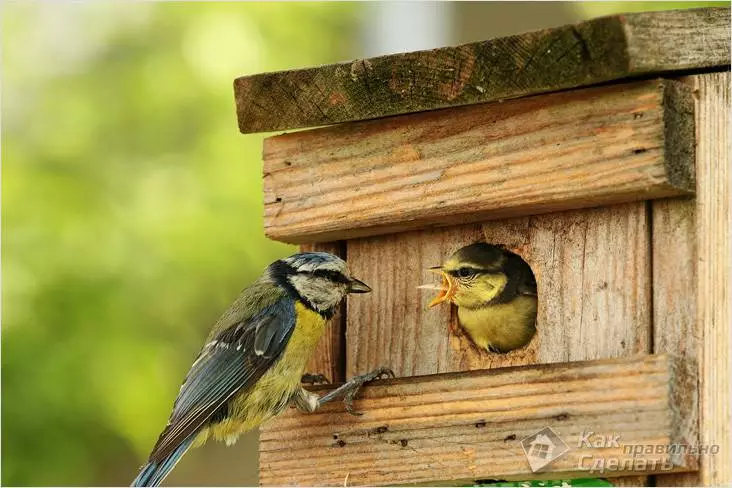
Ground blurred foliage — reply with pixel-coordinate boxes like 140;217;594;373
2;1;725;486
575;0;728;16
1;2;358;485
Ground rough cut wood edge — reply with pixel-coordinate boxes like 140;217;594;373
692;72;731;487
263;79;694;244
234;7;729;133
299;242;346;383
259;355;694;486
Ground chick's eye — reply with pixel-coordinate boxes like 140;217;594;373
457;268;475;278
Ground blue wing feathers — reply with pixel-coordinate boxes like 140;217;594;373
132;297;297;486
131;435;194;487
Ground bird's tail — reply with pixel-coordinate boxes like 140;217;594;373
131;436;194;487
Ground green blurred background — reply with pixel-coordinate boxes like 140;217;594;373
1;2;723;486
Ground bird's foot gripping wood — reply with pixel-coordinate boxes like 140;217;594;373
300;373;330;385
333;366;395;415
295;366;394;416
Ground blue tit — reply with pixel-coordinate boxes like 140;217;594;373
422;243;537;353
132;252;390;487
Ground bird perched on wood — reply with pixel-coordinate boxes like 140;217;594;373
132;252;390;487
422;243;537;353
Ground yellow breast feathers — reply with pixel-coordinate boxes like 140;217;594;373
200;302;328;445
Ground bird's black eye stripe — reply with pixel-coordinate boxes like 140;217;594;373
457;267;476;278
448;267;497;278
305;269;351;284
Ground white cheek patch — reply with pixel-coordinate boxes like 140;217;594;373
288;275;345;312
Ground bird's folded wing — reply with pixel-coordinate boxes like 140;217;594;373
148;298;297;462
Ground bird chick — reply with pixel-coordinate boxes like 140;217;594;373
423;243;537;353
132;252;391;487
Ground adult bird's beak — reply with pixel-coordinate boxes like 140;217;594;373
418;266;456;307
348;278;372;294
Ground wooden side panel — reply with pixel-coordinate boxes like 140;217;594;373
655;72;732;487
262;80;695;244
693;72;731;487
651;197;699;487
300;242;346;383
259;355;693;486
347;202;651;378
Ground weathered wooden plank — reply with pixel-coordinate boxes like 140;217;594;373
300;242;346;383
622;8;730;72
346;202;651;378
235;7;728;133
259;355;694;485
692;72;731;487
262;79;694;244
651;197;700;488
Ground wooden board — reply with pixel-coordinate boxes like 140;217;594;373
692;72;731;487
259;354;694;485
234;7;729;133
653;71;732;488
346;202;651;378
262;79;694;244
300;242;347;383
651;198;701;486
650;197;699;487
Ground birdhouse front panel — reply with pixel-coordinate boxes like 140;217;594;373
256;79;699;483
235;8;730;487
255;79;708;485
345;202;651;379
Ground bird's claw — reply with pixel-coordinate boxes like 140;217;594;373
301;373;330;385
342;366;395;416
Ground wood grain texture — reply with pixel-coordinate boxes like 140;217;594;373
651;197;700;488
300;242;346;383
692;72;731;487
346;202;651;378
346;225;485;378
234;7;729;133
623;8;730;72
649;73;731;487
259;355;694;485
478;204;652;488
262;80;695;244
610;475;651;487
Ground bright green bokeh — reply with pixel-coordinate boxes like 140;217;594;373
2;2;358;485
2;1;724;486
576;0;728;16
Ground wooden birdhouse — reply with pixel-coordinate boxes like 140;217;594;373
233;8;730;486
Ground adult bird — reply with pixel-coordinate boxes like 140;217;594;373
422;243;537;353
132;252;389;487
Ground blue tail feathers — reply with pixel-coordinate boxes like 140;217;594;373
131;436;194;487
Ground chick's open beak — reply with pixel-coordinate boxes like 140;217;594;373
348;278;372;294
418;266;455;307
